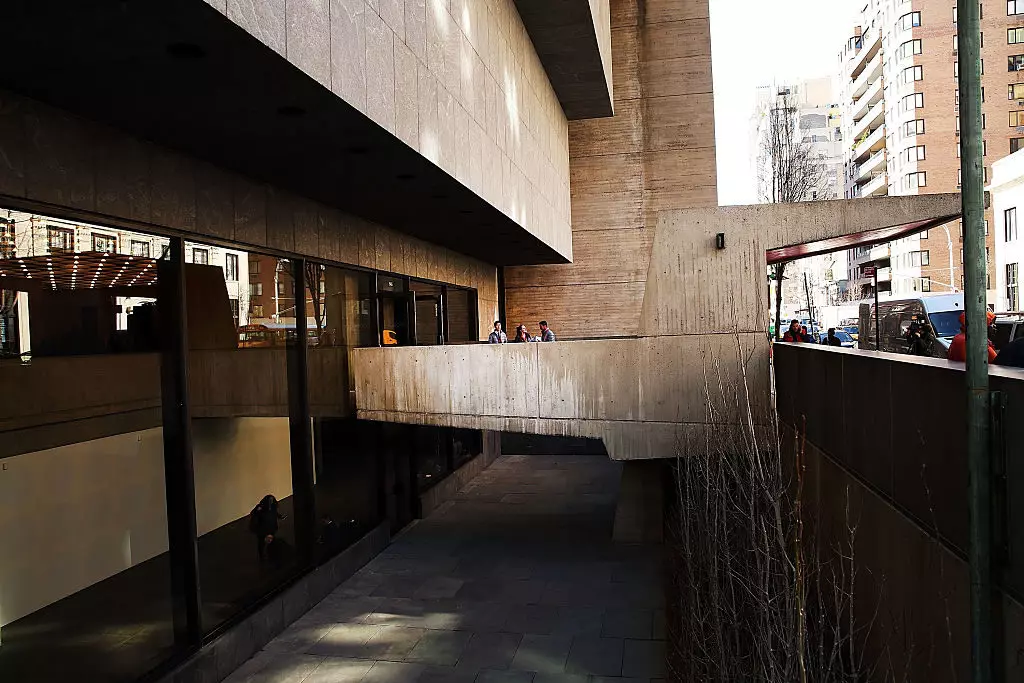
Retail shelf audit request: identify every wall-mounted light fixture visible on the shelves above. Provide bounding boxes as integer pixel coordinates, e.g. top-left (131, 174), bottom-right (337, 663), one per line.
top-left (716, 233), bottom-right (726, 250)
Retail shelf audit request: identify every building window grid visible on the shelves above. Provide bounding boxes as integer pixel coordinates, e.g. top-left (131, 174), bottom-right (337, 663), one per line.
top-left (192, 247), bottom-right (209, 265)
top-left (902, 144), bottom-right (927, 162)
top-left (903, 119), bottom-right (926, 135)
top-left (1008, 263), bottom-right (1020, 310)
top-left (903, 65), bottom-right (923, 83)
top-left (1011, 0), bottom-right (1024, 16)
top-left (900, 39), bottom-right (923, 58)
top-left (1007, 207), bottom-right (1020, 241)
top-left (225, 253), bottom-right (239, 281)
top-left (0, 219), bottom-right (14, 259)
top-left (130, 240), bottom-right (151, 258)
top-left (47, 226), bottom-right (75, 252)
top-left (904, 171), bottom-right (927, 189)
top-left (91, 233), bottom-right (117, 253)
top-left (899, 11), bottom-right (922, 30)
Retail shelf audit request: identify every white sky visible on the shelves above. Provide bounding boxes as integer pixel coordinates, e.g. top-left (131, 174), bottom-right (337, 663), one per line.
top-left (709, 0), bottom-right (861, 206)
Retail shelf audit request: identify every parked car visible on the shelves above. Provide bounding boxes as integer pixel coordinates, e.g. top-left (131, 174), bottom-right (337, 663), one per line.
top-left (859, 293), bottom-right (964, 358)
top-left (991, 313), bottom-right (1024, 351)
top-left (816, 329), bottom-right (856, 348)
top-left (841, 324), bottom-right (859, 341)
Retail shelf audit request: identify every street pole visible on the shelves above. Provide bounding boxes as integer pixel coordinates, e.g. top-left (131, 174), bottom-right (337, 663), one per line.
top-left (873, 267), bottom-right (880, 351)
top-left (803, 272), bottom-right (814, 337)
top-left (941, 223), bottom-right (956, 291)
top-left (958, 2), bottom-right (994, 681)
top-left (774, 263), bottom-right (785, 341)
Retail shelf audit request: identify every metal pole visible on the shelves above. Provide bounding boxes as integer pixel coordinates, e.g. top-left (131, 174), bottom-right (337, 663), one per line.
top-left (873, 268), bottom-right (880, 351)
top-left (942, 224), bottom-right (956, 291)
top-left (157, 237), bottom-right (202, 645)
top-left (958, 1), bottom-right (994, 680)
top-left (774, 263), bottom-right (785, 341)
top-left (287, 259), bottom-right (316, 568)
top-left (803, 272), bottom-right (814, 338)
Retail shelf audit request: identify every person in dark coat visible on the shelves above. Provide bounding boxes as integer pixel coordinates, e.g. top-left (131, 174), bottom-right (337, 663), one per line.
top-left (993, 336), bottom-right (1024, 368)
top-left (249, 495), bottom-right (286, 561)
top-left (825, 328), bottom-right (843, 347)
top-left (908, 323), bottom-right (936, 356)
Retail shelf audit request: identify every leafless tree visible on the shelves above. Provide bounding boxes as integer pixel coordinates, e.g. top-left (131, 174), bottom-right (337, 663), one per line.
top-left (758, 92), bottom-right (828, 204)
top-left (759, 91), bottom-right (828, 338)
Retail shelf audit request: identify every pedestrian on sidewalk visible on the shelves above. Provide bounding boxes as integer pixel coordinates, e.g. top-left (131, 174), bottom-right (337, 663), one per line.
top-left (947, 311), bottom-right (997, 362)
top-left (782, 320), bottom-right (803, 342)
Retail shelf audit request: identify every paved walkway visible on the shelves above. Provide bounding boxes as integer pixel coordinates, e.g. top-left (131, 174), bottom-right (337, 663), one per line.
top-left (225, 454), bottom-right (665, 683)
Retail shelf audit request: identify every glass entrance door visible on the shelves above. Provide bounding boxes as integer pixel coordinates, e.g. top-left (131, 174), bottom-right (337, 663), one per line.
top-left (377, 291), bottom-right (413, 345)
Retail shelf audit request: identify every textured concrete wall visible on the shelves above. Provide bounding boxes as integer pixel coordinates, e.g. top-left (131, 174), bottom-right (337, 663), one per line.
top-left (505, 0), bottom-right (717, 338)
top-left (352, 334), bottom-right (771, 460)
top-left (351, 194), bottom-right (963, 460)
top-left (0, 88), bottom-right (499, 335)
top-left (203, 0), bottom-right (572, 258)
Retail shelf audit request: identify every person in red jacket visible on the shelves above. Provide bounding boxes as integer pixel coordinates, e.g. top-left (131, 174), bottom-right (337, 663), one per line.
top-left (782, 319), bottom-right (803, 342)
top-left (947, 310), bottom-right (997, 362)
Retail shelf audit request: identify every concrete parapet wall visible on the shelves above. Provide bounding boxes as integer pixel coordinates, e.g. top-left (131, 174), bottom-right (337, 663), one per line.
top-left (352, 334), bottom-right (770, 461)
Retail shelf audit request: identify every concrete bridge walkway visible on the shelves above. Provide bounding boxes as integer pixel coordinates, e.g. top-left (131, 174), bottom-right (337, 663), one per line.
top-left (224, 455), bottom-right (666, 683)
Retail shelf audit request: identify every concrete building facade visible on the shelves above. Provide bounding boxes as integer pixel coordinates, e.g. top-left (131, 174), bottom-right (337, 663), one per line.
top-left (0, 2), bottom-right (1014, 683)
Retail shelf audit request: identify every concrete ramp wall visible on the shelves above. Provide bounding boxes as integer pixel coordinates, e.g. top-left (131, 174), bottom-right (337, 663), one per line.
top-left (352, 335), bottom-right (770, 460)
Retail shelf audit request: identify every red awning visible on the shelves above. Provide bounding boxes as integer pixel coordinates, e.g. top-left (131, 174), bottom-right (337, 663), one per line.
top-left (765, 213), bottom-right (961, 264)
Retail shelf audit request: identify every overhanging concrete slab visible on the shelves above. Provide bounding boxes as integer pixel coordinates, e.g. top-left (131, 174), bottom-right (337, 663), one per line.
top-left (514, 0), bottom-right (613, 119)
top-left (0, 1), bottom-right (567, 266)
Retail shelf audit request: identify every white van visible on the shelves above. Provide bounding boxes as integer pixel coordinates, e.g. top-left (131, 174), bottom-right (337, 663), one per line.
top-left (858, 293), bottom-right (965, 357)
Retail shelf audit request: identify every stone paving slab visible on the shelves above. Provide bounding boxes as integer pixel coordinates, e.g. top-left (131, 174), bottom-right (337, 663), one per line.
top-left (222, 455), bottom-right (664, 683)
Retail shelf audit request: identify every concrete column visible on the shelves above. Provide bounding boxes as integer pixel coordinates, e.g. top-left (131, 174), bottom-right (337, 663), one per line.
top-left (613, 460), bottom-right (665, 543)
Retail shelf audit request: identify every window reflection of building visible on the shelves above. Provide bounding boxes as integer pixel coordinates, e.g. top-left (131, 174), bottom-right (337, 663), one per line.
top-left (0, 205), bottom-right (485, 683)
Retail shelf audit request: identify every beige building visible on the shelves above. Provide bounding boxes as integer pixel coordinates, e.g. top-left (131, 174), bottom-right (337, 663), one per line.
top-left (838, 0), bottom-right (1022, 303)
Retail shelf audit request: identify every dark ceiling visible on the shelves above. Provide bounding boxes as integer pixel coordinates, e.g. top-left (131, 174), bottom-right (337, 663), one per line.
top-left (0, 0), bottom-right (569, 267)
top-left (513, 0), bottom-right (613, 119)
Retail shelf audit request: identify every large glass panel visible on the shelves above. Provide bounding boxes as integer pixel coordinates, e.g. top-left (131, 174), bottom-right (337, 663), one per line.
top-left (446, 287), bottom-right (478, 343)
top-left (0, 208), bottom-right (175, 683)
top-left (409, 279), bottom-right (442, 345)
top-left (311, 418), bottom-right (384, 562)
top-left (414, 425), bottom-right (451, 490)
top-left (302, 263), bottom-right (382, 563)
top-left (186, 246), bottom-right (299, 634)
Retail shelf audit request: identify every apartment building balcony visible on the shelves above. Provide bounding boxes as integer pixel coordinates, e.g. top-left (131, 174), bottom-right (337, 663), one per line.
top-left (856, 150), bottom-right (886, 183)
top-left (852, 124), bottom-right (886, 163)
top-left (851, 53), bottom-right (883, 100)
top-left (852, 96), bottom-right (885, 140)
top-left (849, 27), bottom-right (882, 79)
top-left (861, 173), bottom-right (888, 198)
top-left (870, 244), bottom-right (891, 261)
top-left (876, 266), bottom-right (893, 282)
